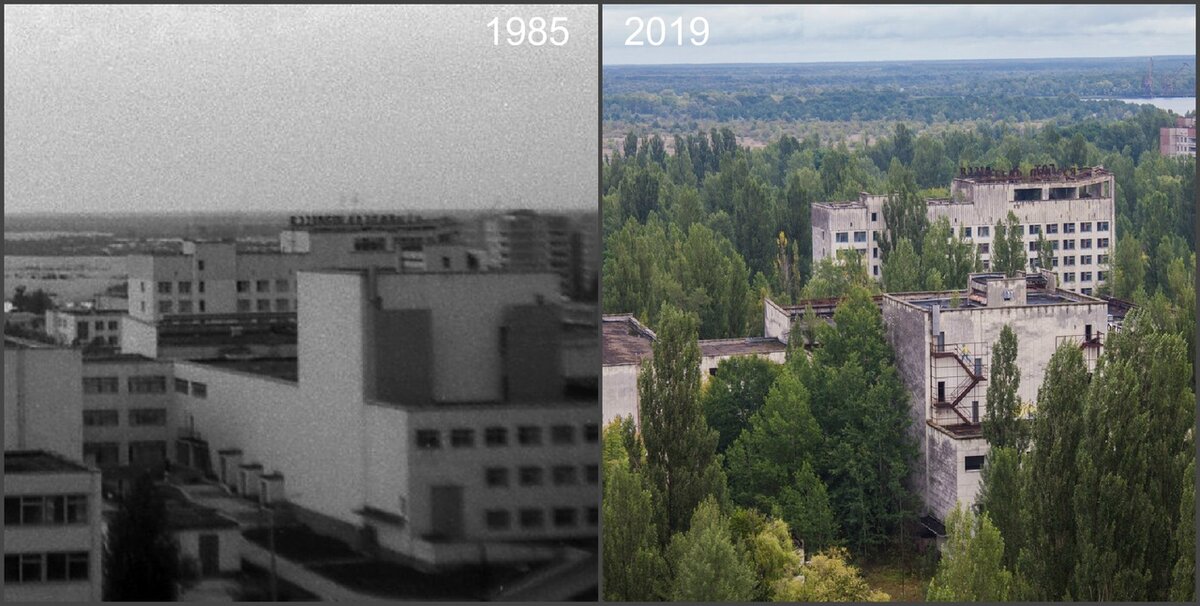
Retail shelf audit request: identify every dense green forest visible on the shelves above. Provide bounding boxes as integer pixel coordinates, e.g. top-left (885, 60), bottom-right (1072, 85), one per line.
top-left (602, 105), bottom-right (1195, 350)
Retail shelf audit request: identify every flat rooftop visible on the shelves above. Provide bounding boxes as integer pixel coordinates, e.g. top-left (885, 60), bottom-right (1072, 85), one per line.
top-left (699, 337), bottom-right (787, 358)
top-left (899, 292), bottom-right (1076, 311)
top-left (83, 352), bottom-right (157, 364)
top-left (4, 335), bottom-right (61, 349)
top-left (955, 165), bottom-right (1110, 185)
top-left (194, 357), bottom-right (298, 382)
top-left (602, 314), bottom-right (655, 366)
top-left (5, 450), bottom-right (92, 474)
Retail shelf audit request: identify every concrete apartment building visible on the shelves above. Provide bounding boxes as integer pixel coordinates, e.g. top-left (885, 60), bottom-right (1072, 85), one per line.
top-left (479, 210), bottom-right (596, 300)
top-left (169, 269), bottom-right (599, 566)
top-left (45, 308), bottom-right (126, 348)
top-left (4, 450), bottom-right (104, 602)
top-left (1160, 115), bottom-right (1197, 157)
top-left (764, 270), bottom-right (1107, 529)
top-left (81, 354), bottom-right (176, 471)
top-left (4, 337), bottom-right (84, 461)
top-left (812, 166), bottom-right (1116, 295)
top-left (601, 314), bottom-right (788, 426)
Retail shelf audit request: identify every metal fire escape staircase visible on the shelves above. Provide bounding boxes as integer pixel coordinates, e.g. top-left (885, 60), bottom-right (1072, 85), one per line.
top-left (931, 343), bottom-right (988, 426)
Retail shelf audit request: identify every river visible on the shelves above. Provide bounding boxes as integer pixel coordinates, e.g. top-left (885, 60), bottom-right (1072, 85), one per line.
top-left (1115, 97), bottom-right (1196, 115)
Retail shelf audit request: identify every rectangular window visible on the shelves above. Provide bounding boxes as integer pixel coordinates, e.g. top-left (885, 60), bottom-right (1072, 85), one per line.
top-left (835, 232), bottom-right (848, 243)
top-left (962, 226), bottom-right (972, 238)
top-left (965, 455), bottom-right (985, 471)
top-left (4, 495), bottom-right (88, 526)
top-left (158, 300), bottom-right (173, 314)
top-left (94, 321), bottom-right (104, 331)
top-left (552, 466), bottom-right (578, 486)
top-left (978, 243), bottom-right (989, 254)
top-left (982, 259), bottom-right (990, 270)
top-left (550, 425), bottom-right (574, 445)
top-left (236, 281), bottom-right (250, 293)
top-left (353, 237), bottom-right (387, 252)
top-left (1064, 256), bottom-right (1076, 266)
top-left (157, 281), bottom-right (172, 294)
top-left (1050, 240), bottom-right (1059, 250)
top-left (1028, 241), bottom-right (1038, 252)
top-left (1098, 271), bottom-right (1108, 281)
top-left (237, 299), bottom-right (251, 312)
top-left (977, 226), bottom-right (990, 237)
top-left (586, 464), bottom-right (599, 485)
top-left (485, 509), bottom-right (511, 530)
top-left (1097, 221), bottom-right (1109, 232)
top-left (83, 410), bottom-right (119, 427)
top-left (872, 247), bottom-right (878, 259)
top-left (198, 281), bottom-right (205, 294)
top-left (1063, 223), bottom-right (1076, 234)
top-left (84, 442), bottom-right (119, 467)
top-left (107, 321), bottom-right (118, 331)
top-left (1097, 238), bottom-right (1109, 248)
top-left (276, 279), bottom-right (289, 292)
top-left (83, 377), bottom-right (119, 394)
top-left (517, 426), bottom-right (542, 446)
top-left (191, 382), bottom-right (208, 398)
top-left (198, 260), bottom-right (205, 271)
top-left (1046, 224), bottom-right (1058, 234)
top-left (587, 507), bottom-right (598, 526)
top-left (553, 508), bottom-right (577, 528)
top-left (1063, 239), bottom-right (1076, 250)
top-left (175, 378), bottom-right (189, 394)
top-left (583, 423), bottom-right (599, 443)
top-left (275, 299), bottom-right (289, 312)
top-left (1081, 255), bottom-right (1092, 265)
top-left (129, 408), bottom-right (167, 427)
top-left (415, 430), bottom-right (440, 449)
top-left (853, 231), bottom-right (867, 243)
top-left (1063, 272), bottom-right (1076, 283)
top-left (518, 466), bottom-right (543, 486)
top-left (1081, 222), bottom-right (1092, 232)
top-left (178, 281), bottom-right (192, 295)
top-left (485, 467), bottom-right (509, 487)
top-left (870, 212), bottom-right (877, 222)
top-left (128, 376), bottom-right (167, 394)
top-left (519, 508), bottom-right (544, 529)
top-left (1081, 272), bottom-right (1093, 282)
top-left (450, 428), bottom-right (475, 448)
top-left (1028, 224), bottom-right (1041, 235)
top-left (1081, 239), bottom-right (1092, 249)
top-left (485, 427), bottom-right (508, 446)
top-left (256, 280), bottom-right (270, 293)
top-left (177, 300), bottom-right (193, 314)
top-left (256, 299), bottom-right (271, 312)
top-left (1098, 254), bottom-right (1109, 265)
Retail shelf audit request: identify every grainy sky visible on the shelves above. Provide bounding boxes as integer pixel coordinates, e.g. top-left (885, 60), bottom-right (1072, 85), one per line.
top-left (603, 4), bottom-right (1196, 65)
top-left (4, 5), bottom-right (597, 214)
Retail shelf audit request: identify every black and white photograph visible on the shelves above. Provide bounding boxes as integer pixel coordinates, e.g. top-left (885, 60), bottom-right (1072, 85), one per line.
top-left (5, 5), bottom-right (599, 601)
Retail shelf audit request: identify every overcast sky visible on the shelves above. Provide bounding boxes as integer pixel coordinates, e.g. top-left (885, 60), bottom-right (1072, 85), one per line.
top-left (5, 5), bottom-right (597, 214)
top-left (603, 4), bottom-right (1196, 65)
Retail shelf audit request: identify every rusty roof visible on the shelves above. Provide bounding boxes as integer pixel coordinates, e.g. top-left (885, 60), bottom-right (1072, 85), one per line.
top-left (602, 314), bottom-right (655, 366)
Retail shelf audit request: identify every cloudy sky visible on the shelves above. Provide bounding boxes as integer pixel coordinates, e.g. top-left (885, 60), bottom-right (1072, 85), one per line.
top-left (603, 4), bottom-right (1196, 65)
top-left (5, 5), bottom-right (597, 214)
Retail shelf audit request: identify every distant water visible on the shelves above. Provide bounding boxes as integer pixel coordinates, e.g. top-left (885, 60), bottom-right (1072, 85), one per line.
top-left (1115, 97), bottom-right (1196, 115)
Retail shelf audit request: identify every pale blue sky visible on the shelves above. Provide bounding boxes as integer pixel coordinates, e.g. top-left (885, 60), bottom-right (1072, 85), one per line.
top-left (603, 4), bottom-right (1196, 65)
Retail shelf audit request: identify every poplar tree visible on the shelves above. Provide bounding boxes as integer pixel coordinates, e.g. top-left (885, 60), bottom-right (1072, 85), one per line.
top-left (926, 504), bottom-right (1012, 602)
top-left (103, 473), bottom-right (181, 601)
top-left (602, 455), bottom-right (667, 601)
top-left (991, 211), bottom-right (1025, 277)
top-left (666, 498), bottom-right (756, 602)
top-left (639, 303), bottom-right (723, 536)
top-left (982, 325), bottom-right (1023, 450)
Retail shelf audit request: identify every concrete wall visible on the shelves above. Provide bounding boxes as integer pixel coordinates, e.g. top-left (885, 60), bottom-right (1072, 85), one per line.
top-left (881, 298), bottom-right (932, 510)
top-left (119, 315), bottom-right (158, 358)
top-left (4, 467), bottom-right (103, 602)
top-left (602, 365), bottom-right (639, 425)
top-left (763, 299), bottom-right (793, 342)
top-left (4, 345), bottom-right (84, 460)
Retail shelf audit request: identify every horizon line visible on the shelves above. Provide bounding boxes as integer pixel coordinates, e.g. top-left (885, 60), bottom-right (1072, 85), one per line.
top-left (602, 53), bottom-right (1197, 68)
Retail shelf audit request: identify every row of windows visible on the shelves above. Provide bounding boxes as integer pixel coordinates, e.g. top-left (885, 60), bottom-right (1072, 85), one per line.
top-left (4, 495), bottom-right (88, 526)
top-left (159, 300), bottom-right (207, 314)
top-left (83, 376), bottom-right (167, 395)
top-left (1024, 238), bottom-right (1109, 252)
top-left (834, 231), bottom-right (871, 243)
top-left (415, 423), bottom-right (600, 449)
top-left (1060, 272), bottom-right (1103, 283)
top-left (485, 464), bottom-right (599, 487)
top-left (76, 320), bottom-right (119, 332)
top-left (174, 378), bottom-right (208, 398)
top-left (83, 441), bottom-right (166, 467)
top-left (484, 506), bottom-right (598, 531)
top-left (236, 298), bottom-right (291, 312)
top-left (4, 552), bottom-right (90, 584)
top-left (82, 408), bottom-right (167, 427)
top-left (236, 279), bottom-right (290, 294)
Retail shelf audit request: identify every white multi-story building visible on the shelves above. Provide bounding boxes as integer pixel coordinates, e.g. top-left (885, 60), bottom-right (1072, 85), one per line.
top-left (170, 269), bottom-right (598, 566)
top-left (4, 450), bottom-right (104, 602)
top-left (1160, 116), bottom-right (1196, 157)
top-left (812, 166), bottom-right (1116, 295)
top-left (81, 354), bottom-right (176, 470)
top-left (764, 270), bottom-right (1108, 530)
top-left (45, 308), bottom-right (126, 348)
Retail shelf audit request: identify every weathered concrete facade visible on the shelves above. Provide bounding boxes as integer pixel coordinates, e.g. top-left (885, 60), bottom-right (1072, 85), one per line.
top-left (813, 167), bottom-right (1117, 295)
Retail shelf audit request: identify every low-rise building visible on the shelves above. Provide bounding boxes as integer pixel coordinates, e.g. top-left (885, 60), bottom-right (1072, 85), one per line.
top-left (45, 308), bottom-right (126, 348)
top-left (1160, 115), bottom-right (1196, 157)
top-left (4, 450), bottom-right (104, 602)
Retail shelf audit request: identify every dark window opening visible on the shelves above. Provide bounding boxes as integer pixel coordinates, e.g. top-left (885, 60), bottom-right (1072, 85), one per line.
top-left (965, 455), bottom-right (985, 471)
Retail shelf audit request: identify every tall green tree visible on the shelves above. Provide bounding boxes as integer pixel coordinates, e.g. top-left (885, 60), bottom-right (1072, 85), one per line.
top-left (879, 159), bottom-right (929, 262)
top-left (103, 473), bottom-right (182, 601)
top-left (1017, 344), bottom-right (1089, 600)
top-left (881, 237), bottom-right (922, 292)
top-left (990, 211), bottom-right (1025, 277)
top-left (1109, 233), bottom-right (1147, 300)
top-left (801, 251), bottom-right (876, 299)
top-left (921, 217), bottom-right (977, 289)
top-left (926, 503), bottom-right (1012, 602)
top-left (1035, 231), bottom-right (1054, 275)
top-left (977, 446), bottom-right (1023, 571)
top-left (666, 497), bottom-right (757, 602)
top-left (701, 356), bottom-right (781, 453)
top-left (1169, 456), bottom-right (1195, 602)
top-left (639, 304), bottom-right (724, 536)
top-left (982, 325), bottom-right (1023, 450)
top-left (602, 453), bottom-right (667, 601)
top-left (773, 462), bottom-right (840, 552)
top-left (728, 508), bottom-right (802, 601)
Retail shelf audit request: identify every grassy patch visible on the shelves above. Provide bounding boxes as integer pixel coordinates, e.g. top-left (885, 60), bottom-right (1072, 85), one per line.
top-left (861, 561), bottom-right (929, 602)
